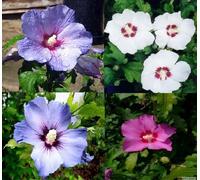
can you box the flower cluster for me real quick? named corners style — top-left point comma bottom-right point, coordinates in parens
top-left (18, 5), bottom-right (93, 72)
top-left (105, 10), bottom-right (195, 93)
top-left (14, 97), bottom-right (93, 177)
top-left (121, 114), bottom-right (176, 152)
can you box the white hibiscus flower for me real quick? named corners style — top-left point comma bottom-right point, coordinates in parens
top-left (154, 12), bottom-right (195, 50)
top-left (104, 9), bottom-right (155, 54)
top-left (141, 50), bottom-right (191, 93)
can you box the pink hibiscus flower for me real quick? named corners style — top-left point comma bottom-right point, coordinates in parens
top-left (121, 114), bottom-right (176, 152)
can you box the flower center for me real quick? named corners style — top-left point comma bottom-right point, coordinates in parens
top-left (121, 23), bottom-right (138, 38)
top-left (46, 129), bottom-right (57, 145)
top-left (141, 131), bottom-right (157, 143)
top-left (166, 24), bottom-right (179, 37)
top-left (43, 34), bottom-right (62, 50)
top-left (155, 67), bottom-right (172, 80)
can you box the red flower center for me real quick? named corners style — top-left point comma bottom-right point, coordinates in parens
top-left (141, 130), bottom-right (157, 143)
top-left (166, 24), bottom-right (178, 37)
top-left (42, 34), bottom-right (62, 50)
top-left (155, 67), bottom-right (172, 80)
top-left (121, 23), bottom-right (138, 38)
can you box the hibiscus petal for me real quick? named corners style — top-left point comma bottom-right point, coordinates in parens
top-left (48, 47), bottom-right (81, 71)
top-left (24, 97), bottom-right (49, 134)
top-left (168, 33), bottom-right (192, 50)
top-left (121, 119), bottom-right (144, 139)
top-left (155, 29), bottom-right (170, 48)
top-left (14, 120), bottom-right (40, 145)
top-left (47, 100), bottom-right (71, 132)
top-left (17, 38), bottom-right (51, 63)
top-left (153, 12), bottom-right (169, 30)
top-left (123, 138), bottom-right (147, 152)
top-left (138, 114), bottom-right (157, 131)
top-left (40, 5), bottom-right (75, 35)
top-left (57, 128), bottom-right (88, 167)
top-left (58, 23), bottom-right (92, 54)
top-left (21, 10), bottom-right (44, 42)
top-left (134, 31), bottom-right (155, 50)
top-left (155, 124), bottom-right (176, 142)
top-left (180, 19), bottom-right (196, 37)
top-left (31, 144), bottom-right (63, 177)
top-left (171, 61), bottom-right (191, 82)
top-left (148, 139), bottom-right (173, 151)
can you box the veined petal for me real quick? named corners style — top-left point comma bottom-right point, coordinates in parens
top-left (57, 128), bottom-right (88, 167)
top-left (148, 139), bottom-right (173, 151)
top-left (40, 5), bottom-right (75, 35)
top-left (47, 100), bottom-right (71, 132)
top-left (14, 120), bottom-right (40, 145)
top-left (180, 19), bottom-right (196, 37)
top-left (155, 29), bottom-right (170, 48)
top-left (31, 144), bottom-right (63, 177)
top-left (18, 38), bottom-right (51, 63)
top-left (58, 23), bottom-right (93, 54)
top-left (48, 47), bottom-right (81, 71)
top-left (24, 97), bottom-right (49, 134)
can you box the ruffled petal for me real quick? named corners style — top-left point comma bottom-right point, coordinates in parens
top-left (14, 120), bottom-right (40, 145)
top-left (17, 38), bottom-right (51, 63)
top-left (31, 144), bottom-right (63, 177)
top-left (153, 13), bottom-right (169, 30)
top-left (155, 124), bottom-right (176, 142)
top-left (40, 5), bottom-right (75, 35)
top-left (47, 100), bottom-right (71, 132)
top-left (21, 10), bottom-right (44, 42)
top-left (58, 23), bottom-right (93, 54)
top-left (24, 97), bottom-right (49, 134)
top-left (138, 114), bottom-right (157, 131)
top-left (180, 19), bottom-right (196, 37)
top-left (123, 138), bottom-right (147, 152)
top-left (167, 33), bottom-right (192, 50)
top-left (148, 139), bottom-right (173, 151)
top-left (171, 61), bottom-right (191, 82)
top-left (57, 128), bottom-right (88, 167)
top-left (155, 29), bottom-right (170, 48)
top-left (48, 47), bottom-right (81, 71)
top-left (121, 119), bottom-right (144, 139)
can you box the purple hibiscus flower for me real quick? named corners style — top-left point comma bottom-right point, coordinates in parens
top-left (17, 5), bottom-right (93, 71)
top-left (14, 97), bottom-right (93, 177)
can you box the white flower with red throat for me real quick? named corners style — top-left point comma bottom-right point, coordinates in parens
top-left (153, 12), bottom-right (195, 50)
top-left (141, 50), bottom-right (191, 93)
top-left (104, 9), bottom-right (155, 54)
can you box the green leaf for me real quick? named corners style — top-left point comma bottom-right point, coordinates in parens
top-left (125, 153), bottom-right (138, 172)
top-left (113, 0), bottom-right (136, 12)
top-left (164, 3), bottom-right (174, 13)
top-left (4, 139), bottom-right (18, 149)
top-left (103, 43), bottom-right (126, 65)
top-left (136, 0), bottom-right (151, 12)
top-left (122, 61), bottom-right (143, 83)
top-left (140, 149), bottom-right (149, 158)
top-left (104, 67), bottom-right (116, 86)
top-left (3, 35), bottom-right (24, 52)
top-left (19, 68), bottom-right (47, 94)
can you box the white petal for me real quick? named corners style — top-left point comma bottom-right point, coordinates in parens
top-left (134, 31), bottom-right (155, 50)
top-left (167, 32), bottom-right (192, 50)
top-left (155, 29), bottom-right (170, 48)
top-left (144, 50), bottom-right (179, 69)
top-left (134, 11), bottom-right (153, 31)
top-left (167, 11), bottom-right (183, 26)
top-left (180, 19), bottom-right (196, 37)
top-left (171, 61), bottom-right (191, 82)
top-left (153, 13), bottom-right (169, 30)
top-left (159, 78), bottom-right (181, 92)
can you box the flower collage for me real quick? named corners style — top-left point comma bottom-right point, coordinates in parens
top-left (2, 0), bottom-right (197, 180)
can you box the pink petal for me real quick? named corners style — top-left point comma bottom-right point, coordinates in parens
top-left (138, 114), bottom-right (157, 131)
top-left (123, 138), bottom-right (147, 152)
top-left (121, 119), bottom-right (144, 139)
top-left (155, 124), bottom-right (176, 141)
top-left (148, 139), bottom-right (173, 151)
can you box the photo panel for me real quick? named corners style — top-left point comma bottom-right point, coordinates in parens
top-left (104, 0), bottom-right (197, 93)
top-left (2, 92), bottom-right (105, 179)
top-left (2, 0), bottom-right (104, 92)
top-left (104, 93), bottom-right (197, 179)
